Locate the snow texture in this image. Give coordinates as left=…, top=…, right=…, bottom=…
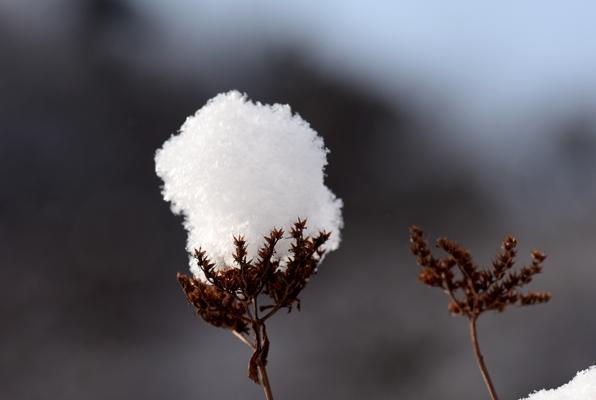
left=155, top=91, right=343, bottom=275
left=520, top=367, right=596, bottom=400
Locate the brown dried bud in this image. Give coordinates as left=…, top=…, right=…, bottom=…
left=419, top=267, right=442, bottom=287
left=531, top=251, right=547, bottom=263
left=448, top=301, right=462, bottom=315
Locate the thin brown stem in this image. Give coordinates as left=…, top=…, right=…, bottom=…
left=260, top=301, right=283, bottom=322
left=252, top=299, right=274, bottom=400
left=253, top=324, right=274, bottom=400
left=469, top=317, right=498, bottom=400
left=260, top=286, right=293, bottom=321
left=257, top=361, right=274, bottom=400
left=232, top=330, right=255, bottom=349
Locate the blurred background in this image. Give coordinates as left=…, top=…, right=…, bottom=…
left=2, top=1, right=596, bottom=399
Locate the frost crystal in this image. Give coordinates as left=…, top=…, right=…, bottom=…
left=155, top=91, right=343, bottom=275
left=520, top=367, right=596, bottom=400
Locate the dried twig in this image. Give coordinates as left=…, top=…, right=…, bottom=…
left=409, top=226, right=551, bottom=400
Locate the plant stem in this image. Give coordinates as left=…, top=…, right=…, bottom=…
left=231, top=327, right=273, bottom=399
left=469, top=317, right=498, bottom=400
left=258, top=362, right=274, bottom=400
left=252, top=298, right=274, bottom=400
left=254, top=324, right=274, bottom=400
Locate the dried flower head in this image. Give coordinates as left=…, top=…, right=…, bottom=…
left=409, top=226, right=551, bottom=318
left=409, top=226, right=552, bottom=400
left=178, top=220, right=330, bottom=398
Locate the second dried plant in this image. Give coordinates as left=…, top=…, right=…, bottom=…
left=409, top=226, right=551, bottom=400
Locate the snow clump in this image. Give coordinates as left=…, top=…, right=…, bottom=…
left=520, top=366, right=596, bottom=400
left=155, top=91, right=343, bottom=276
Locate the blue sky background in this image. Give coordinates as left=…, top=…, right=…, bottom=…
left=133, top=0, right=596, bottom=130
left=6, top=0, right=596, bottom=116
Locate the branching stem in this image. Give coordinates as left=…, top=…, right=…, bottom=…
left=179, top=222, right=329, bottom=400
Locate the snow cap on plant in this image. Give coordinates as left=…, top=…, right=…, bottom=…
left=155, top=90, right=343, bottom=275
left=520, top=367, right=596, bottom=400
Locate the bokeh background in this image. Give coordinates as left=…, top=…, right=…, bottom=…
left=2, top=1, right=596, bottom=399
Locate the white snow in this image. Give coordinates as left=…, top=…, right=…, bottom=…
left=521, top=366, right=596, bottom=400
left=155, top=91, right=343, bottom=275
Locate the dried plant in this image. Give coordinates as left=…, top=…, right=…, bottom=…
left=409, top=226, right=552, bottom=400
left=177, top=219, right=330, bottom=400
left=155, top=92, right=342, bottom=398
